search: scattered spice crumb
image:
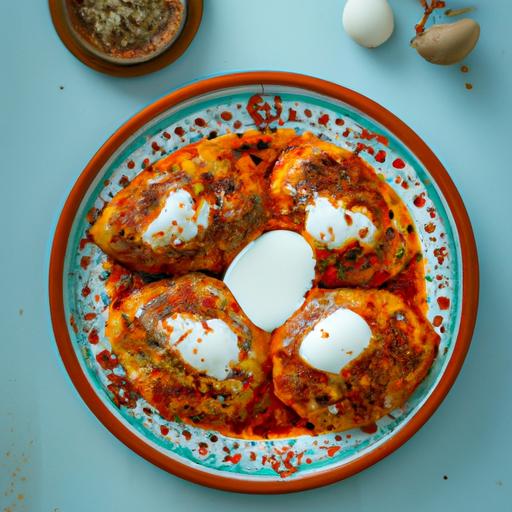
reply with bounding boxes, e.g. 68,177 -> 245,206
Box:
496,480 -> 503,486
465,82 -> 473,90
59,85 -> 64,90
443,475 -> 448,480
460,65 -> 469,73
18,309 -> 23,316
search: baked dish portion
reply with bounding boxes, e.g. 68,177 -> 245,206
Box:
268,132 -> 419,287
106,273 -> 271,432
90,129 -> 296,276
271,288 -> 439,432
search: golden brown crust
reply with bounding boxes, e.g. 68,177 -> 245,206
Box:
106,273 -> 271,432
89,129 -> 297,276
271,288 -> 440,432
268,132 -> 420,287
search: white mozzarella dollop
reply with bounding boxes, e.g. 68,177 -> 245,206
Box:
161,313 -> 239,380
342,0 -> 395,49
299,308 -> 372,374
305,196 -> 377,249
143,188 -> 210,248
224,230 -> 316,333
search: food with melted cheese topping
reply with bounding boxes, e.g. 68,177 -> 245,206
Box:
268,132 -> 420,287
272,288 -> 439,432
90,129 -> 297,276
298,308 -> 372,374
106,273 -> 270,432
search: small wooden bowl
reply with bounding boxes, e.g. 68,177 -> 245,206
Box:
49,0 -> 203,77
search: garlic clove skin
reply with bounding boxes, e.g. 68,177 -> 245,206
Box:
411,19 -> 480,66
342,0 -> 395,49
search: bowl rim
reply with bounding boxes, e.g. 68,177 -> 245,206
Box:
48,0 -> 202,77
48,71 -> 479,494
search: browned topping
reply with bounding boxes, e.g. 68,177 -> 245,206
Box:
68,0 -> 184,61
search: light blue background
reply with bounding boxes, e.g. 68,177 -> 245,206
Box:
1,1 -> 511,511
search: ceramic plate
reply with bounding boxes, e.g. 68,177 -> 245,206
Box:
49,72 -> 478,493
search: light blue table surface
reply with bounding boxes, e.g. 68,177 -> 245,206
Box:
2,0 -> 511,510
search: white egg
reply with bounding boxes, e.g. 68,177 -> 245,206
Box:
224,230 -> 316,332
342,0 -> 395,48
299,308 -> 372,374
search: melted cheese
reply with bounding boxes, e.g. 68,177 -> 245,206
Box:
143,188 -> 210,248
305,196 -> 376,249
160,313 -> 239,380
299,308 -> 372,374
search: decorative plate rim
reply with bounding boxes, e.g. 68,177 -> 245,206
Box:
48,71 -> 479,494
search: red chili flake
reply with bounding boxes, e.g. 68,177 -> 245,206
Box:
392,158 -> 406,169
326,446 -> 341,457
249,451 -> 257,461
425,222 -> 436,233
335,435 -> 342,441
246,94 -> 283,127
233,120 -> 242,130
220,111 -> 232,121
81,285 -> 91,297
440,326 -> 446,333
413,194 -> 426,207
304,109 -> 312,118
342,128 -> 350,137
318,114 -> 329,125
118,175 -> 130,188
305,458 -> 312,464
127,160 -> 135,169
359,129 -> 389,146
96,350 -> 118,371
162,131 -> 171,140
288,108 -> 298,121
88,328 -> 99,345
375,150 -> 386,163
84,312 -> 96,321
160,425 -> 169,436
355,142 -> 369,154
225,453 -> 242,464
433,315 -> 443,327
142,158 -> 150,168
437,297 -> 450,310
361,422 -> 378,434
69,315 -> 78,334
434,246 -> 448,264
195,118 -> 206,127
79,237 -> 92,250
174,126 -> 185,137
335,118 -> 344,126
427,207 -> 436,219
182,430 -> 192,440
80,256 -> 91,269
401,181 -> 409,189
